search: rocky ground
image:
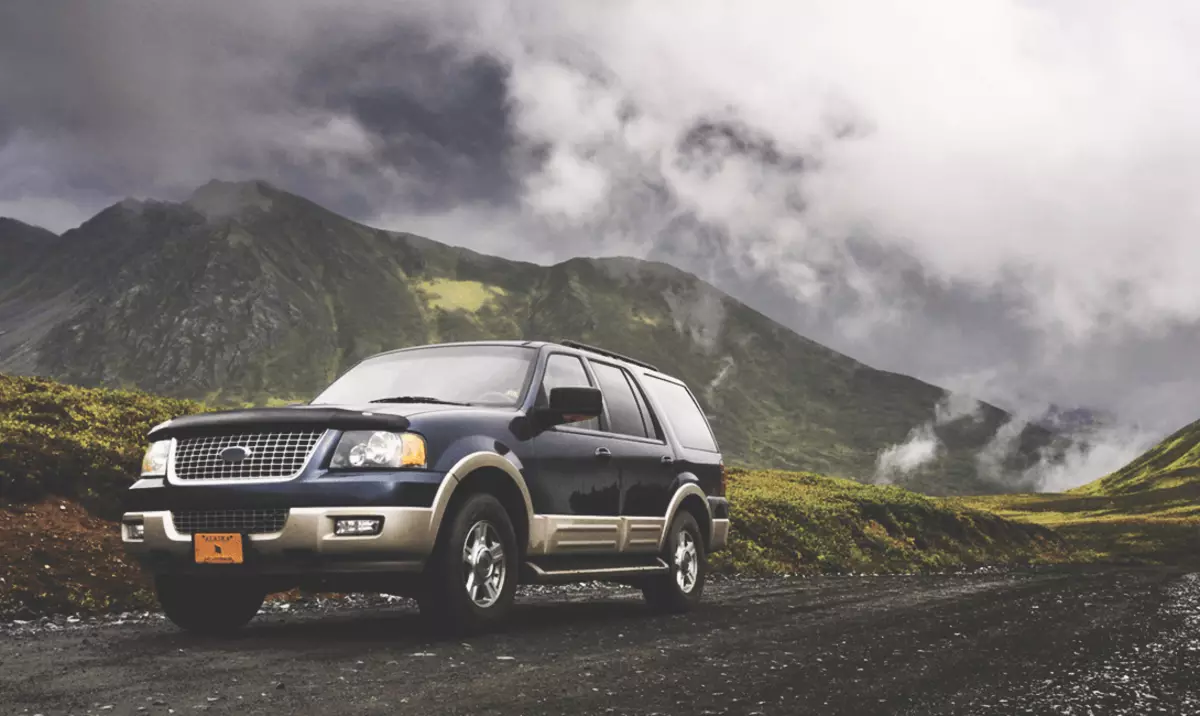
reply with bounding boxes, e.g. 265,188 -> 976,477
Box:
1,568 -> 1197,716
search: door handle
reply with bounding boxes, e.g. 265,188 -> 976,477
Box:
660,455 -> 674,467
595,447 -> 612,460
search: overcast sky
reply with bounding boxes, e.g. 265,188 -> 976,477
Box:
3,1 -> 1200,478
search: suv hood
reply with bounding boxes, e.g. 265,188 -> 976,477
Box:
147,405 -> 411,441
146,401 -> 512,441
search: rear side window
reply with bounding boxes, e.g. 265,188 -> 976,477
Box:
540,354 -> 599,431
591,362 -> 648,438
644,377 -> 718,452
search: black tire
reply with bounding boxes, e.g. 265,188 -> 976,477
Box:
417,492 -> 519,634
643,510 -> 707,613
155,575 -> 266,635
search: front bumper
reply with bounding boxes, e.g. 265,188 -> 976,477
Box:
122,506 -> 437,575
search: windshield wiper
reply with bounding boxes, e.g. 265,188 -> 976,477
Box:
368,395 -> 470,406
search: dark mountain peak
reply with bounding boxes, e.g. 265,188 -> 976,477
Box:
0,217 -> 58,243
187,179 -> 278,221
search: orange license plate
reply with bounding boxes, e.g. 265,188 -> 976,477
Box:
194,533 -> 244,564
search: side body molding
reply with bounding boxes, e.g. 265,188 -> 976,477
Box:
427,451 -> 534,546
424,458 -> 724,557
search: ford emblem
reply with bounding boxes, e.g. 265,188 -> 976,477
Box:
219,446 -> 252,464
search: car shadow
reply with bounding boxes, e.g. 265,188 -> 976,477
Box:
132,594 -> 717,651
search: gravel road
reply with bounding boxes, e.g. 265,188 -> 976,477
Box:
2,568 -> 1198,716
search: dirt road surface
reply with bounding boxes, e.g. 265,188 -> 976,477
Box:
2,568 -> 1198,715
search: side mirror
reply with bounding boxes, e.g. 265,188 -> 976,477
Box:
538,386 -> 603,425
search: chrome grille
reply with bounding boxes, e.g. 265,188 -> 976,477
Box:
171,431 -> 324,481
172,509 -> 289,535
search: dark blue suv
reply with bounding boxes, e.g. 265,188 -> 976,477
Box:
122,340 -> 730,633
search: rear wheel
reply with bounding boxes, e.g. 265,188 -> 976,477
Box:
643,510 -> 706,613
417,492 -> 518,634
155,575 -> 266,634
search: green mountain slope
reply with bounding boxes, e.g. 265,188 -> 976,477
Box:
1073,417 -> 1200,496
0,180 -> 1056,494
965,417 -> 1200,565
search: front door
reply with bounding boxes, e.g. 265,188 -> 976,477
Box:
527,353 -> 621,517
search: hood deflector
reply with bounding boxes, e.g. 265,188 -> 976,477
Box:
147,407 -> 411,441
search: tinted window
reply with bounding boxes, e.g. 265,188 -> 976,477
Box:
592,362 -> 648,438
645,377 -> 718,451
628,375 -> 663,440
312,345 -> 535,406
541,354 -> 599,431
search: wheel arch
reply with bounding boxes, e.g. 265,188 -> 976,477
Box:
429,452 -> 534,555
660,480 -> 712,551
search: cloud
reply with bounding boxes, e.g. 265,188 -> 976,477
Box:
873,389 -> 983,483
447,0 -> 1200,337
1024,427 -> 1159,492
874,423 -> 941,484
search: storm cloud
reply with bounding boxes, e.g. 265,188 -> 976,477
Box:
4,1 -> 1200,486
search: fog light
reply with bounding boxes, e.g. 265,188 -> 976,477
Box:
334,518 -> 383,536
125,521 -> 145,540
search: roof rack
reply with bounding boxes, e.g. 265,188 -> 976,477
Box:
558,340 -> 660,372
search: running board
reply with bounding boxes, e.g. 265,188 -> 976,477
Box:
522,558 -> 670,584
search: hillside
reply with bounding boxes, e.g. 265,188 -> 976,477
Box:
0,180 -> 1058,494
0,218 -> 58,284
963,417 -> 1200,565
1071,417 -> 1200,496
0,374 -> 1070,618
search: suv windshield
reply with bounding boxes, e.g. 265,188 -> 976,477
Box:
311,345 -> 536,407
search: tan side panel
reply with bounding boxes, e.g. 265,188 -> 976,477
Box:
542,515 -> 622,553
621,517 -> 666,553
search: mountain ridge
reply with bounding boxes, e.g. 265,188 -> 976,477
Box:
0,180 -> 1061,494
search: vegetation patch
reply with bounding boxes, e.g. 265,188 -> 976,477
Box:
960,489 -> 1200,567
711,468 -> 1071,576
0,374 -> 206,520
417,278 -> 506,313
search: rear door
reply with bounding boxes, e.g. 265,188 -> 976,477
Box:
587,360 -> 674,522
640,374 -> 723,498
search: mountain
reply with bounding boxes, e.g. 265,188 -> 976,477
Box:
966,416 -> 1200,565
0,218 -> 58,281
0,180 -> 1059,494
1074,417 -> 1200,496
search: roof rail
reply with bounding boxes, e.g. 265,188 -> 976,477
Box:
558,340 -> 660,372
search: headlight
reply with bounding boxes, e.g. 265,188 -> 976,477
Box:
141,440 -> 171,476
329,431 -> 426,469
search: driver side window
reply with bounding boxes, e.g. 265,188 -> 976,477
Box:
540,354 -> 600,431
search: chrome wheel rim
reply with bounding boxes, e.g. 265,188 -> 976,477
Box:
674,530 -> 699,594
462,520 -> 506,608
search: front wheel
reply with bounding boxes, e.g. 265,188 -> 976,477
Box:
417,492 -> 519,634
643,510 -> 707,613
155,575 -> 266,634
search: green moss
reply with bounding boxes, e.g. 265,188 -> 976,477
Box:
0,374 -> 207,519
712,468 -> 1071,576
418,278 -> 506,313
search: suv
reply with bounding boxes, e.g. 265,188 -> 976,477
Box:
122,340 -> 730,633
